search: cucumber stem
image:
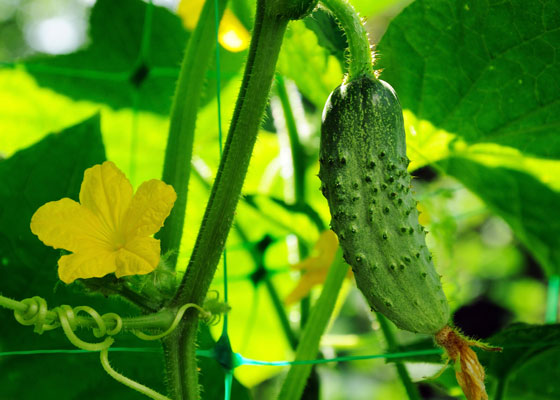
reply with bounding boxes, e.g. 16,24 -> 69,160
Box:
320,0 -> 375,80
277,250 -> 348,400
163,0 -> 291,397
376,313 -> 422,400
158,0 -> 228,270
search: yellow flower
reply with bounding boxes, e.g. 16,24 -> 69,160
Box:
30,161 -> 177,284
285,230 -> 351,304
177,0 -> 250,52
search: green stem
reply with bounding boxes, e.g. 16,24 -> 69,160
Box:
494,377 -> 507,400
164,1 -> 290,398
278,250 -> 348,400
320,0 -> 374,80
274,75 -> 312,332
275,74 -> 306,203
101,348 -> 172,400
158,0 -> 228,269
264,276 -> 299,349
376,314 -> 421,400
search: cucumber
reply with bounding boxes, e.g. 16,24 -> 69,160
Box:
319,76 -> 449,334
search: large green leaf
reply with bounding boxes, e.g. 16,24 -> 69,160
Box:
377,0 -> 560,158
479,323 -> 560,399
24,0 -> 245,115
442,157 -> 560,275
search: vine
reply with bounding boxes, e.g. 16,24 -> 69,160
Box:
0,294 -> 218,400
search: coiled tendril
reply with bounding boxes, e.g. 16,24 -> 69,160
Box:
11,295 -> 216,400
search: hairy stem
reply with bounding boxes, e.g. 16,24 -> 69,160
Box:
376,313 -> 421,400
164,1 -> 291,397
320,0 -> 374,80
158,0 -> 228,269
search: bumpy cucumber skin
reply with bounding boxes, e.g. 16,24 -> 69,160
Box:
319,76 -> 449,334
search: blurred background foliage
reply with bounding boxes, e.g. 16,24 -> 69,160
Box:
0,0 -> 559,399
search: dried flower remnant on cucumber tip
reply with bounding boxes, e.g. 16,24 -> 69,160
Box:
435,326 -> 502,400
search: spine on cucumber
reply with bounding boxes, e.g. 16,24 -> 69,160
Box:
319,75 -> 449,334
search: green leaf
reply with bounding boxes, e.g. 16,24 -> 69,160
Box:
303,8 -> 347,65
377,0 -> 560,158
479,323 -> 560,399
441,157 -> 560,276
480,323 -> 560,380
0,115 -> 106,279
277,20 -> 343,109
25,0 -> 245,115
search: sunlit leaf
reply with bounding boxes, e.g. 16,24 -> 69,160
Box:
442,157 -> 560,276
378,0 -> 560,158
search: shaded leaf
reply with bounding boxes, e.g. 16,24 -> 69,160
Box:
442,157 -> 560,276
479,323 -> 560,380
377,0 -> 560,158
479,323 -> 560,399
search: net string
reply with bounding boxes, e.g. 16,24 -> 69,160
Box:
4,339 -> 560,365
211,1 -> 233,398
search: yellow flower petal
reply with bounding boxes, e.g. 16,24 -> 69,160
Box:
284,269 -> 329,305
79,161 -> 133,239
30,198 -> 110,253
58,249 -> 117,284
285,230 -> 343,304
123,179 -> 177,238
115,236 -> 160,278
219,10 -> 250,52
177,0 -> 250,52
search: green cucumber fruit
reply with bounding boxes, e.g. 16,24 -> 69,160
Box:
319,76 -> 449,334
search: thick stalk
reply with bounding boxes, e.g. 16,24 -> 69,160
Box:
320,0 -> 374,80
159,0 -> 228,269
277,251 -> 348,400
192,163 -> 300,349
163,1 -> 290,398
376,313 -> 421,400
